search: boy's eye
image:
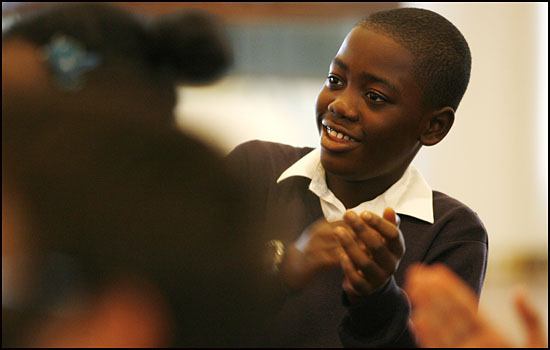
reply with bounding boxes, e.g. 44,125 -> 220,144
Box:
327,75 -> 343,87
365,91 -> 386,103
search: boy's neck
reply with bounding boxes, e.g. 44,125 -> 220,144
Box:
325,167 -> 408,209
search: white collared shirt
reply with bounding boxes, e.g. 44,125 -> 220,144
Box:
277,148 -> 434,224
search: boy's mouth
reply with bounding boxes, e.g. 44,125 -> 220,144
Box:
324,125 -> 358,142
321,120 -> 359,142
320,122 -> 361,153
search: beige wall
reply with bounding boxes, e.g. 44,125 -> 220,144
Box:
405,1 -> 548,261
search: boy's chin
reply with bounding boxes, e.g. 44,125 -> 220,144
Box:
320,152 -> 366,181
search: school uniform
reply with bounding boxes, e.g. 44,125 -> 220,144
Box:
227,140 -> 488,348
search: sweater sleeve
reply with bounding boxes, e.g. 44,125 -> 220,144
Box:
339,277 -> 416,348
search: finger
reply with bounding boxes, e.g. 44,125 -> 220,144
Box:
408,265 -> 486,348
340,252 -> 373,295
409,264 -> 480,314
411,309 -> 447,348
361,209 -> 405,257
412,288 -> 478,348
342,271 -> 361,298
429,264 -> 480,313
404,264 -> 428,303
295,218 -> 337,252
383,207 -> 402,230
343,211 -> 397,273
410,284 -> 472,348
329,220 -> 350,230
336,226 -> 387,286
383,207 -> 398,226
331,220 -> 369,253
335,226 -> 366,261
514,287 -> 547,348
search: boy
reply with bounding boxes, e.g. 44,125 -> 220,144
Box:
227,7 -> 488,347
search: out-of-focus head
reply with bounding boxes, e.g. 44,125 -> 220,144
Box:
2,107 -> 267,347
2,3 -> 233,126
2,4 -> 271,347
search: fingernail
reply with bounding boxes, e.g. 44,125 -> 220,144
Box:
334,227 -> 346,240
340,253 -> 349,263
361,211 -> 372,221
344,210 -> 356,220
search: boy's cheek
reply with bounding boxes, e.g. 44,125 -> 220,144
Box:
315,87 -> 333,108
315,96 -> 332,123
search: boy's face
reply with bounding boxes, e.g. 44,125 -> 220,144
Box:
316,27 -> 429,182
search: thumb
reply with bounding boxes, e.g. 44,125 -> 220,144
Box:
383,207 -> 400,227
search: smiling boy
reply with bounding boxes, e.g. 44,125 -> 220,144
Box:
227,7 -> 487,347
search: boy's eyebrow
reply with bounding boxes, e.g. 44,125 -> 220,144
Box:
332,58 -> 349,72
332,57 -> 398,94
360,72 -> 398,94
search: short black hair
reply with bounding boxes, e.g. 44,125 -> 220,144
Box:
358,7 -> 471,111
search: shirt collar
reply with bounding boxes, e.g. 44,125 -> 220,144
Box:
277,148 -> 434,224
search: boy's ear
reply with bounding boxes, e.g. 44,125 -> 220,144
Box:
420,107 -> 455,146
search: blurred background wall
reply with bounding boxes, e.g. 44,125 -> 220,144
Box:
3,2 -> 547,345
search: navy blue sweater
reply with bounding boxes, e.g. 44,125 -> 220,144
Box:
226,140 -> 488,348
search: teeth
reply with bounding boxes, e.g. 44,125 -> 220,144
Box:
325,125 -> 356,142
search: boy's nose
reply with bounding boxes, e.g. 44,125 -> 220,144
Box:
328,94 -> 359,122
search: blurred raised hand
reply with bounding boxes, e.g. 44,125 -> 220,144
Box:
404,263 -> 547,348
